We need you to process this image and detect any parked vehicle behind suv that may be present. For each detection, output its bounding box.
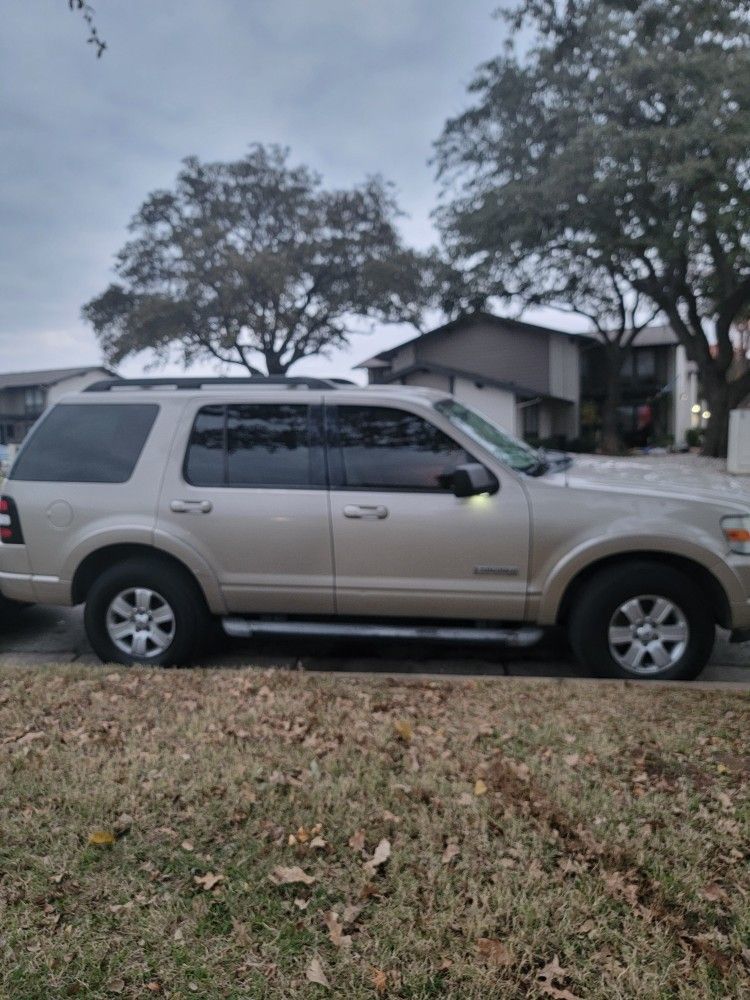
[2,376,750,680]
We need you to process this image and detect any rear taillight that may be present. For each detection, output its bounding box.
[0,496,24,544]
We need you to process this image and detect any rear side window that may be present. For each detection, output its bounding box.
[334,405,470,491]
[184,404,320,488]
[10,403,159,483]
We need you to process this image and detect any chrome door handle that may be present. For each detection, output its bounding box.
[170,499,213,514]
[343,504,389,520]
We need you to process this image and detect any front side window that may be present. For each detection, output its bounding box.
[10,403,158,483]
[334,405,470,491]
[185,404,317,488]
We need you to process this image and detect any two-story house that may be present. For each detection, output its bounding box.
[357,313,698,447]
[0,366,119,447]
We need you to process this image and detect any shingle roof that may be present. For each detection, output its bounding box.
[0,366,118,391]
[356,311,596,368]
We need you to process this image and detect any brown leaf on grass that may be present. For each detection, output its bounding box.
[306,956,329,988]
[473,778,487,796]
[476,938,512,966]
[349,829,366,852]
[701,882,729,903]
[322,910,352,949]
[441,843,460,865]
[393,720,413,743]
[342,903,363,926]
[370,967,388,993]
[536,957,583,998]
[113,813,133,838]
[310,835,327,849]
[563,754,581,767]
[269,865,315,886]
[363,838,391,874]
[88,829,116,847]
[193,873,224,892]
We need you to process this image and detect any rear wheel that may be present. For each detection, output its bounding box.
[84,558,211,666]
[568,562,715,681]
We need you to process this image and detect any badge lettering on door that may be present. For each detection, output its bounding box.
[473,565,519,577]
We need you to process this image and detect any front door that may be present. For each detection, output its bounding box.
[157,398,335,614]
[326,403,530,621]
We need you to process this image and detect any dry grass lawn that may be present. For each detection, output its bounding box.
[0,664,748,999]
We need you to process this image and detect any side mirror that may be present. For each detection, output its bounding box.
[450,463,499,498]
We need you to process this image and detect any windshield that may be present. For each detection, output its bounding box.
[434,399,545,475]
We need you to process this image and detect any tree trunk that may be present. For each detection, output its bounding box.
[701,380,732,458]
[600,347,624,455]
[264,354,288,376]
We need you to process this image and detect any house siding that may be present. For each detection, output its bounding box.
[414,320,553,397]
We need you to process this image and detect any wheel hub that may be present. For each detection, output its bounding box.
[608,595,689,675]
[105,587,176,659]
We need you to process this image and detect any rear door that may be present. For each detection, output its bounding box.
[326,402,530,621]
[157,397,335,614]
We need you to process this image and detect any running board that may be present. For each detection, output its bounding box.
[222,617,544,647]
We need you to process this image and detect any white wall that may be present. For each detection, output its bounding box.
[453,377,518,435]
[672,347,698,446]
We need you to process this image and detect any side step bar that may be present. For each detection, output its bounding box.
[222,617,544,647]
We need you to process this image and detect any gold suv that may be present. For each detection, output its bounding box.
[2,377,750,680]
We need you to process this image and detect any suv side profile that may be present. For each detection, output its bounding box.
[2,376,750,681]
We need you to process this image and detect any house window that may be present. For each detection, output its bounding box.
[636,349,656,378]
[24,387,45,414]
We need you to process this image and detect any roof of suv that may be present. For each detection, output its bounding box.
[76,377,449,406]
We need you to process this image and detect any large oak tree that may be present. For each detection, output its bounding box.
[435,0,750,455]
[84,145,434,375]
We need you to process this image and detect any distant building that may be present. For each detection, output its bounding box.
[0,366,119,446]
[358,313,698,447]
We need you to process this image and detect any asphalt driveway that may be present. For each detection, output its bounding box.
[1,603,749,685]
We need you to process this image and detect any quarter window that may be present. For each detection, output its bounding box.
[334,406,469,491]
[10,403,158,483]
[185,404,317,488]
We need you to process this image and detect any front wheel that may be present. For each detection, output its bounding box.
[84,558,211,666]
[568,562,715,681]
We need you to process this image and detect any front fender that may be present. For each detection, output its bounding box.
[535,533,739,625]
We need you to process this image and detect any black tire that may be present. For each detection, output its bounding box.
[84,557,211,666]
[568,561,715,681]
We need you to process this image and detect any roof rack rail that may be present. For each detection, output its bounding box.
[84,376,349,393]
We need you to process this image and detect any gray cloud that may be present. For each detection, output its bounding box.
[0,0,572,378]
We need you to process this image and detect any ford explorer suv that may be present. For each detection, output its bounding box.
[2,376,750,680]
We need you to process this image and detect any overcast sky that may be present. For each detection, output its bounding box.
[0,1,581,380]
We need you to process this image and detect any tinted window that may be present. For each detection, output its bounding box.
[184,405,225,486]
[335,406,469,490]
[10,403,158,483]
[185,404,315,487]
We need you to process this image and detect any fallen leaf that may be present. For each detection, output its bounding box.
[563,754,581,767]
[476,938,512,966]
[349,829,366,852]
[441,843,460,865]
[113,813,133,838]
[701,882,729,903]
[342,903,363,926]
[322,910,351,949]
[269,865,315,886]
[393,720,413,743]
[193,873,224,892]
[364,838,391,874]
[88,830,116,847]
[306,956,329,988]
[370,967,388,993]
[181,840,194,852]
[473,779,488,797]
[310,835,327,849]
